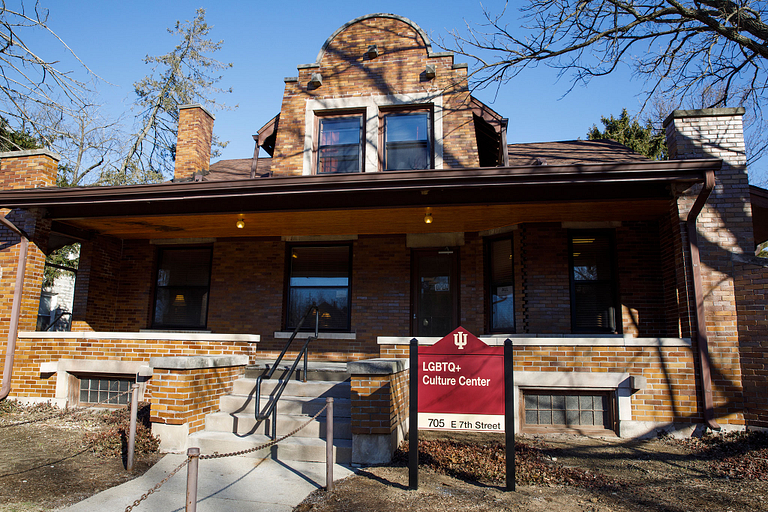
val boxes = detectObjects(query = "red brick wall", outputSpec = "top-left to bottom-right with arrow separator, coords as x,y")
350,368 -> 409,435
665,110 -> 752,426
617,222 -> 667,336
148,365 -> 244,433
6,336 -> 256,400
518,224 -> 571,333
735,258 -> 768,428
0,151 -> 57,388
459,234 -> 484,334
271,15 -> 478,176
72,235 -> 124,331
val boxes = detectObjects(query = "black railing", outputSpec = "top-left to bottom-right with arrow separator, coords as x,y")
254,305 -> 319,439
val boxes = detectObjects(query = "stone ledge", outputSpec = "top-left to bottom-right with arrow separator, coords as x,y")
663,107 -> 746,127
0,149 -> 61,161
348,358 -> 407,375
149,355 -> 249,370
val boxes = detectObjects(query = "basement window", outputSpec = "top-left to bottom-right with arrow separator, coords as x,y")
79,376 -> 133,405
523,390 -> 614,432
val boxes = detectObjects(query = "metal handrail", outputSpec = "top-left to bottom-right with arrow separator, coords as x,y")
45,311 -> 72,331
254,305 -> 319,439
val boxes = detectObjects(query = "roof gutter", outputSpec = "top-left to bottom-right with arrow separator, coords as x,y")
685,169 -> 720,430
0,215 -> 29,401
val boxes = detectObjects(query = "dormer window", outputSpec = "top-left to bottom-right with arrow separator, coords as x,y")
382,110 -> 431,170
316,114 -> 363,174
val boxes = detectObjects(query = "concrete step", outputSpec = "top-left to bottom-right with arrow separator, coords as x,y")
245,361 -> 349,382
232,378 -> 350,398
205,411 -> 352,439
219,394 -> 351,418
188,431 -> 352,464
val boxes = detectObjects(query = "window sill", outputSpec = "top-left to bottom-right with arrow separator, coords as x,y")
274,331 -> 356,340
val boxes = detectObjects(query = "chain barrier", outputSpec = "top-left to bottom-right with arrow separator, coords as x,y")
123,402 -> 330,511
124,457 -> 189,512
0,387 -> 135,428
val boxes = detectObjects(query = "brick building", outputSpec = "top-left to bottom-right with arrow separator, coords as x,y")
1,14 -> 767,463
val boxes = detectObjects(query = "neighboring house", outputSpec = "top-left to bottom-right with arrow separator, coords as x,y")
1,14 -> 767,463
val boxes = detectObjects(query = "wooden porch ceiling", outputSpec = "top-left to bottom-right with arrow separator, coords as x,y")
59,199 -> 671,239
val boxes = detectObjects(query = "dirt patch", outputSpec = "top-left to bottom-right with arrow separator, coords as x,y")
0,401 -> 162,512
296,431 -> 768,512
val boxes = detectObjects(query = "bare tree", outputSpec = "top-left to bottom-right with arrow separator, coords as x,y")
119,8 -> 232,181
450,1 -> 768,155
0,1 -> 93,149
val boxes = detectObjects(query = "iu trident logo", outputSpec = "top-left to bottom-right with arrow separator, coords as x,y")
453,331 -> 468,350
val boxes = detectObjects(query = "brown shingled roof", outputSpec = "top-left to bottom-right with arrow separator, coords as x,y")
206,158 -> 273,180
507,140 -> 649,167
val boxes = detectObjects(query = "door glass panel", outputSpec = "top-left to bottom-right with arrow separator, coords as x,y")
416,252 -> 454,337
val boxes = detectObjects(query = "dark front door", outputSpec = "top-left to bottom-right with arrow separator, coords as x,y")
412,249 -> 459,337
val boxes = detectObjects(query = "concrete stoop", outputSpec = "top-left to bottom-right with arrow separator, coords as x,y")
189,371 -> 352,464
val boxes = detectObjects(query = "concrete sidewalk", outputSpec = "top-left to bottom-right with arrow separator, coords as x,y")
61,454 -> 354,512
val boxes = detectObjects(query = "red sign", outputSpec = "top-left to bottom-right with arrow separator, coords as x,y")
418,327 -> 504,431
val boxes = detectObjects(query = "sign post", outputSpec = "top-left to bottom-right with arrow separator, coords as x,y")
504,338 -> 515,491
409,337 -> 418,490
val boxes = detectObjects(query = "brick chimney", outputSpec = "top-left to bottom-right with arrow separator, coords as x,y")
175,104 -> 214,181
663,107 -> 753,253
0,149 -> 59,190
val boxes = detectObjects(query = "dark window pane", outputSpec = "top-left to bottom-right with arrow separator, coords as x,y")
525,410 -> 537,424
566,395 -> 579,410
288,246 -> 351,331
579,395 -> 593,410
566,409 -> 579,425
539,395 -> 551,409
570,232 -> 616,332
384,113 -> 430,170
524,394 -> 537,409
581,411 -> 594,424
490,238 -> 515,332
318,117 -> 361,174
539,411 -> 552,425
153,248 -> 211,329
552,410 -> 566,424
552,395 -> 565,410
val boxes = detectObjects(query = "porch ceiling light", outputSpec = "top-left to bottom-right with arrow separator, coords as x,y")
236,219 -> 245,229
424,212 -> 433,224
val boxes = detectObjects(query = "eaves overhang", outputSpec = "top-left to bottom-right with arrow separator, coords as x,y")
0,159 -> 721,220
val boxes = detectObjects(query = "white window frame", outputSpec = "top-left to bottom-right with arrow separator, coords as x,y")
303,93 -> 444,175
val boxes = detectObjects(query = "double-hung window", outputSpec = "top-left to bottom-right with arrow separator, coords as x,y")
569,231 -> 618,333
152,247 -> 212,329
488,237 -> 515,332
287,245 -> 351,331
382,110 -> 431,170
316,115 -> 363,174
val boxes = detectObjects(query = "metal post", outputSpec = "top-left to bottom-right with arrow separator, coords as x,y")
408,337 -> 418,490
504,339 -> 515,491
127,383 -> 139,471
326,397 -> 334,491
303,346 -> 308,383
186,447 -> 200,512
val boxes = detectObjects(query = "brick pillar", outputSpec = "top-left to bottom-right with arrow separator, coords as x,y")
0,150 -> 58,391
663,108 -> 752,426
174,104 -> 214,181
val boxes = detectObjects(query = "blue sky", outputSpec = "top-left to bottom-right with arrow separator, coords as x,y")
28,1 -> 763,181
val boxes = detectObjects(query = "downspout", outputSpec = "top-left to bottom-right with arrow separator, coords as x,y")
684,170 -> 720,430
0,214 -> 29,400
